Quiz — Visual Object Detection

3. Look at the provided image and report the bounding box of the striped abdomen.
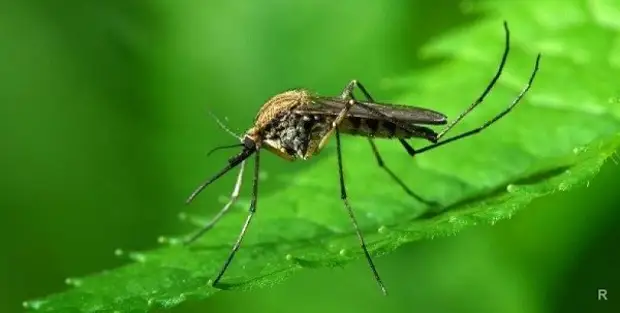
[338,116,438,142]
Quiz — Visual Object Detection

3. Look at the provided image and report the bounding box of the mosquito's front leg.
[338,80,358,100]
[315,97,357,151]
[314,80,367,151]
[184,161,246,245]
[334,128,387,295]
[211,149,261,287]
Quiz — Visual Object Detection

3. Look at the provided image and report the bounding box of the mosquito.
[184,21,542,295]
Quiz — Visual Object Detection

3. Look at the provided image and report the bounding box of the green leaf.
[26,1,620,312]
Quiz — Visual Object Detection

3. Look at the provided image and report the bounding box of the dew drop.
[573,146,587,154]
[506,184,518,193]
[157,236,181,245]
[339,249,347,257]
[178,212,188,221]
[378,226,388,234]
[64,277,83,287]
[23,300,46,310]
[207,279,214,285]
[114,248,124,257]
[147,298,155,306]
[285,254,293,261]
[129,252,147,263]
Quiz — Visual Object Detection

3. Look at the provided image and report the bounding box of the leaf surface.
[25,1,620,312]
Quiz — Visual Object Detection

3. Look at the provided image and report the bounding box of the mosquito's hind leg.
[392,22,541,158]
[435,21,511,140]
[409,54,541,156]
[367,138,438,206]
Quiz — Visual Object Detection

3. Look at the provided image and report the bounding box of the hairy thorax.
[261,111,334,159]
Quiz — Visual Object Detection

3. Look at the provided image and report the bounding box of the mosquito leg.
[335,128,387,295]
[212,149,261,286]
[184,161,246,245]
[411,53,541,156]
[314,97,356,151]
[435,21,511,140]
[314,21,510,157]
[366,138,437,205]
[338,81,436,205]
[338,79,358,100]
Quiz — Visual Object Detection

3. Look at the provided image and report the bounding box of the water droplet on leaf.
[129,252,147,263]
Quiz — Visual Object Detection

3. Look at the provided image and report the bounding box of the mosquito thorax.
[243,89,332,160]
[256,109,333,160]
[253,89,312,131]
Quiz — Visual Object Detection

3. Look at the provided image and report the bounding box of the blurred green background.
[1,1,618,313]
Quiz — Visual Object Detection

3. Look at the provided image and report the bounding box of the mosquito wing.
[297,96,447,125]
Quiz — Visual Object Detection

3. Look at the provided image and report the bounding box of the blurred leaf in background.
[1,0,619,313]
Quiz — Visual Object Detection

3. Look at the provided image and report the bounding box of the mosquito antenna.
[207,143,245,157]
[206,107,242,140]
